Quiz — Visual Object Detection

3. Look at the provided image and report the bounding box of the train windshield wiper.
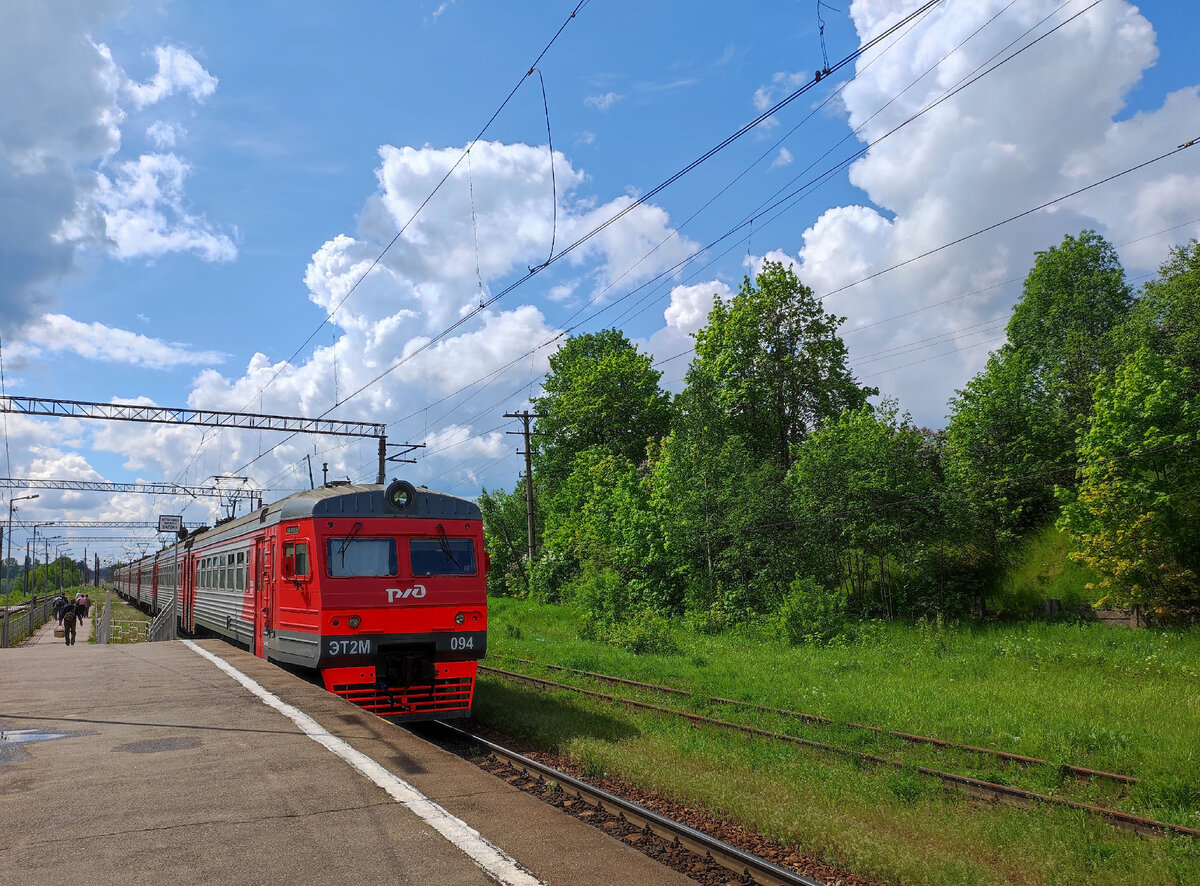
[337,521,363,567]
[436,522,460,568]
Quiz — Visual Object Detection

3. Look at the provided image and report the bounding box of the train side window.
[283,542,310,579]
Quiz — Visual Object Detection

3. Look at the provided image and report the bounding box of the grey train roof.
[130,483,481,565]
[276,484,482,522]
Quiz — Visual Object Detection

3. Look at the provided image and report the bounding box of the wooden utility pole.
[504,411,546,563]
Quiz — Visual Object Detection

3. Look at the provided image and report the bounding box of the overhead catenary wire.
[244,1,1196,496]
[246,0,982,490]
[169,0,594,488]
[230,1,946,481]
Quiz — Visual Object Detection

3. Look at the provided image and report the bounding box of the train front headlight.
[454,612,465,625]
[348,615,361,629]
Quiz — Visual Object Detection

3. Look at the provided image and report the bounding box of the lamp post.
[1,493,39,648]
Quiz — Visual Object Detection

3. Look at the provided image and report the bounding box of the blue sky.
[2,0,1198,561]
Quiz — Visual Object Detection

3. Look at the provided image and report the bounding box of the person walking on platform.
[53,592,68,624]
[62,602,78,646]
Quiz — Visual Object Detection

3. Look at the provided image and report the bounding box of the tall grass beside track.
[474,597,1200,886]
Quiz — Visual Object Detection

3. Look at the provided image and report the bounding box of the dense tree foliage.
[532,329,672,487]
[478,483,532,597]
[1007,230,1133,430]
[685,261,874,466]
[650,261,874,619]
[478,233,1200,638]
[943,347,1067,547]
[528,330,671,601]
[1057,349,1200,616]
[788,401,948,618]
[1119,240,1200,394]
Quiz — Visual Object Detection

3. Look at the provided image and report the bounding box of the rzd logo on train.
[386,584,426,602]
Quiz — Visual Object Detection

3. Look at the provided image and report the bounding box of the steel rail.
[434,721,824,886]
[500,656,1139,785]
[481,666,1200,840]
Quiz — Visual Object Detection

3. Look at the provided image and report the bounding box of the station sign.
[157,514,184,534]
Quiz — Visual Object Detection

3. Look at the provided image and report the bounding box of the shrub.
[529,549,575,604]
[685,601,734,635]
[777,577,848,646]
[574,607,679,655]
[606,609,679,655]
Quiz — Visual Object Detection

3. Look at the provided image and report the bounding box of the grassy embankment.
[474,595,1200,886]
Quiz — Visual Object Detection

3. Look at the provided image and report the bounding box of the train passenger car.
[114,480,487,721]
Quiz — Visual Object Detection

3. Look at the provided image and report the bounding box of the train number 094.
[450,635,474,651]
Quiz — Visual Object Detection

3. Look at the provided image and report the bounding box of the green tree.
[529,329,672,600]
[478,483,532,597]
[686,261,874,467]
[943,347,1068,547]
[1057,348,1200,616]
[788,401,946,618]
[1007,230,1133,429]
[533,329,672,489]
[1119,240,1200,395]
[545,447,675,619]
[651,261,873,619]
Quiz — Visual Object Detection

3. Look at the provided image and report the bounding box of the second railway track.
[480,663,1200,840]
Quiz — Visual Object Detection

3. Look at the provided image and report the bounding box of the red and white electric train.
[113,480,487,721]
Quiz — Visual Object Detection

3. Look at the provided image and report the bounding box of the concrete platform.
[0,639,692,886]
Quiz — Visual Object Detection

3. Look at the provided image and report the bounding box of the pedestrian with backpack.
[62,603,77,646]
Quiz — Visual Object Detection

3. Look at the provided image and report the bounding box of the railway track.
[430,721,830,886]
[497,656,1137,786]
[480,664,1200,840]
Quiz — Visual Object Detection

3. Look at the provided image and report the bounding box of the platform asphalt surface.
[0,638,693,886]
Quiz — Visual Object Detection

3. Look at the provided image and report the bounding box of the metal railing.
[0,597,56,648]
[94,592,112,644]
[146,596,177,642]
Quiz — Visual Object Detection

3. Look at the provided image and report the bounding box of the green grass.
[88,595,151,644]
[989,524,1102,616]
[474,596,1200,885]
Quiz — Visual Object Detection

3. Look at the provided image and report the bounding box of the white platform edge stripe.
[182,640,544,886]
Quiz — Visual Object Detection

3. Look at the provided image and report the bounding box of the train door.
[253,537,273,658]
[151,555,160,613]
[182,552,195,633]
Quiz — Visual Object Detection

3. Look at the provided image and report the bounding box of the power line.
[242,0,966,490]
[171,1,594,487]
[249,0,593,406]
[230,3,946,482]
[820,138,1199,302]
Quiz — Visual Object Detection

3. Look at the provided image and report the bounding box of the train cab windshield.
[410,537,476,576]
[326,537,398,577]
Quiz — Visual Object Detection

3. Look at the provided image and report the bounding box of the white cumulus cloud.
[16,314,227,368]
[585,92,622,111]
[91,153,237,261]
[742,0,1200,426]
[126,45,218,109]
